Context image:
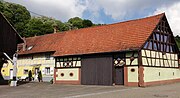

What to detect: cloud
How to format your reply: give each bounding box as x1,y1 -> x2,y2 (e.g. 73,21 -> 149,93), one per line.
4,0 -> 180,35
85,0 -> 180,23
5,0 -> 88,22
153,2 -> 180,36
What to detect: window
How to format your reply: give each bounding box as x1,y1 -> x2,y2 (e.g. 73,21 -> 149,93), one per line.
56,57 -> 81,68
45,53 -> 51,60
27,46 -> 33,50
31,55 -> 33,60
45,67 -> 50,75
24,69 -> 28,74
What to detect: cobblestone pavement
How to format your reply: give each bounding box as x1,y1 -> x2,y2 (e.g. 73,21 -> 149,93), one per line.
0,82 -> 180,98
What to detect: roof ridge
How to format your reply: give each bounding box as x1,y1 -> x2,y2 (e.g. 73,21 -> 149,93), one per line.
20,13 -> 165,56
25,13 -> 164,39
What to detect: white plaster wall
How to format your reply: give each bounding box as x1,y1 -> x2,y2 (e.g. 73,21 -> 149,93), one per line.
126,58 -> 138,65
141,49 -> 178,67
128,66 -> 139,82
144,67 -> 180,82
56,68 -> 80,81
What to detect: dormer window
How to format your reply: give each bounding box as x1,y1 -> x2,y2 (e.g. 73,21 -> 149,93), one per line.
27,46 -> 33,51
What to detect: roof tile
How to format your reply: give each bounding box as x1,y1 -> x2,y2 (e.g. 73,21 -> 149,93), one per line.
19,13 -> 164,56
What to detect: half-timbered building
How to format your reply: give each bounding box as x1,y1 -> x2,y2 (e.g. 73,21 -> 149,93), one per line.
53,13 -> 180,86
6,13 -> 179,86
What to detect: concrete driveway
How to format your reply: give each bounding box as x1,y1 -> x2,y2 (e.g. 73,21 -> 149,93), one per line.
0,82 -> 180,98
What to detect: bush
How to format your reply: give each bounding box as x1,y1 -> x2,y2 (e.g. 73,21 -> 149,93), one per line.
8,79 -> 13,84
50,79 -> 53,84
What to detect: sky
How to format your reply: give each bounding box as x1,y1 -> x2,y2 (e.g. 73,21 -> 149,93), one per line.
4,0 -> 180,36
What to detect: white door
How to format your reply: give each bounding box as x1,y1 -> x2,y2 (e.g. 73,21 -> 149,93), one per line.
10,69 -> 13,79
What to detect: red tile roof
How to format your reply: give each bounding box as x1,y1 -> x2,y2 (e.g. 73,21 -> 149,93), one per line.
18,33 -> 65,55
19,13 -> 164,56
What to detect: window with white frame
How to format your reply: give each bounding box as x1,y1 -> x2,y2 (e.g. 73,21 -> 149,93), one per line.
24,69 -> 28,74
45,67 -> 50,75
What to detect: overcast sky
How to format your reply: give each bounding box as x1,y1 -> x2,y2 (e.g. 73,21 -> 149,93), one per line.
4,0 -> 180,36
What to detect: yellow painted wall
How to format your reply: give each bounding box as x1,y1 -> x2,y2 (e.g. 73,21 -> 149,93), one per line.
56,68 -> 80,81
144,67 -> 180,82
17,66 -> 34,77
1,60 -> 13,77
1,53 -> 55,79
18,53 -> 55,77
128,66 -> 139,82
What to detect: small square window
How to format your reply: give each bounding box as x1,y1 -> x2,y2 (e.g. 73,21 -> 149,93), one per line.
24,69 -> 28,74
45,53 -> 51,60
60,58 -> 63,62
45,67 -> 50,75
73,57 -> 77,61
69,58 -> 73,61
64,58 -> 68,61
77,57 -> 81,60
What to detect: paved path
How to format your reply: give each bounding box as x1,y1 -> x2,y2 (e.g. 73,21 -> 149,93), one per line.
0,82 -> 180,98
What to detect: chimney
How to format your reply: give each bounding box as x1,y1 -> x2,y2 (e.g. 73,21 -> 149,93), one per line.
53,23 -> 58,33
22,37 -> 27,51
53,26 -> 57,33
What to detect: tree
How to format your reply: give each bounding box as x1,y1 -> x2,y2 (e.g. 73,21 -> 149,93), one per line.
24,17 -> 64,37
174,35 -> 180,50
82,19 -> 93,28
0,1 -> 31,36
1,1 -> 100,37
68,17 -> 83,29
24,17 -> 43,37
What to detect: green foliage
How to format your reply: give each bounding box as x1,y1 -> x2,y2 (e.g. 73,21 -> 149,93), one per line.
8,79 -> 13,84
50,79 -> 53,84
24,17 -> 64,37
174,35 -> 180,50
0,1 -> 31,36
82,19 -> 93,28
67,17 -> 94,29
68,17 -> 83,29
0,1 -> 99,37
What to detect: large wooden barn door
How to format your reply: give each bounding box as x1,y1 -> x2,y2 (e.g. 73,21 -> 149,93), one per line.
115,67 -> 124,85
81,54 -> 113,85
